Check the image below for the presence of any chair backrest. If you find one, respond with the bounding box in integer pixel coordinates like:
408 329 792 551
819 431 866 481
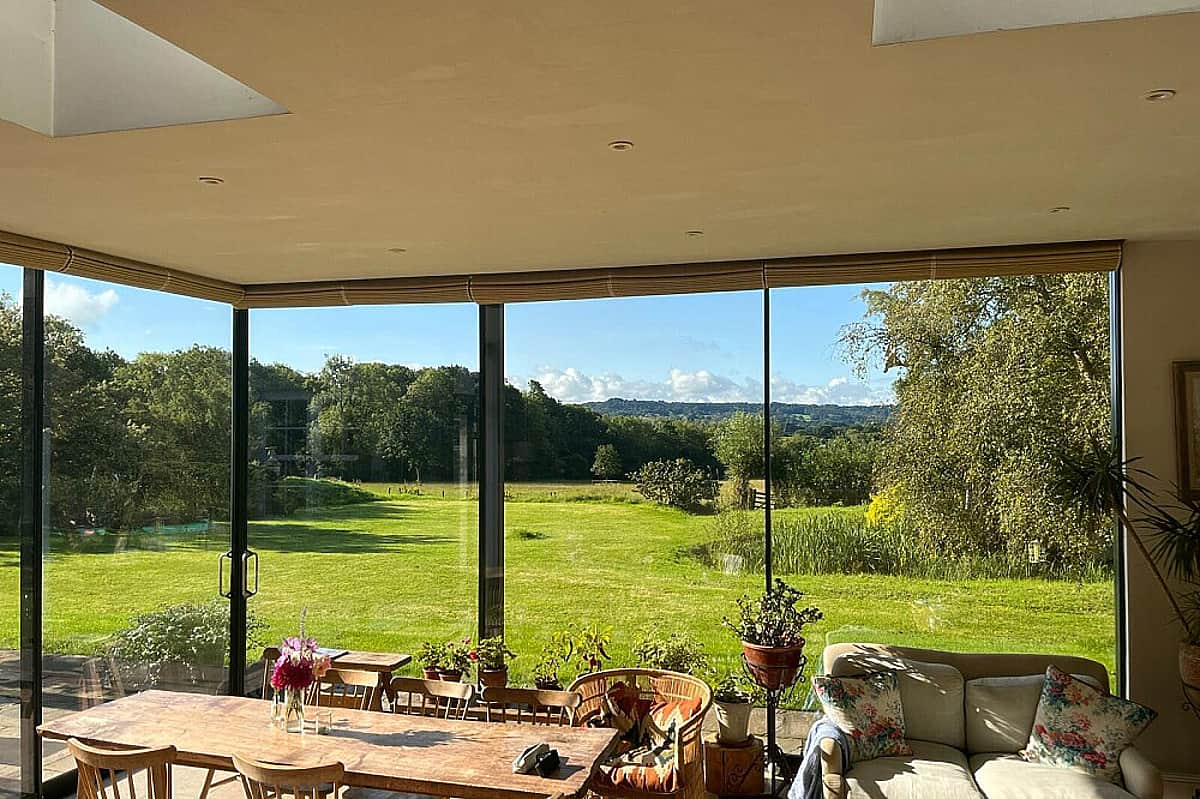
481 686 581 726
260 647 281 700
389 676 475 719
304 668 381 711
232 754 344 799
70 738 176 799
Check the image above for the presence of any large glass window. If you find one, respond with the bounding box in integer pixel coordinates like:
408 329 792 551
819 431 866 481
769 275 1116 691
39 275 233 780
0 267 24 796
503 292 767 689
246 305 477 687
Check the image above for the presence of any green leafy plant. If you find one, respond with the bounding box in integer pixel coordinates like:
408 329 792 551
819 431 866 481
712 670 763 704
1051 439 1200 645
533 629 576 687
631 458 717 511
573 623 613 674
592 444 624 481
473 636 516 670
442 639 473 672
417 640 446 669
107 599 265 688
723 578 823 647
633 632 707 675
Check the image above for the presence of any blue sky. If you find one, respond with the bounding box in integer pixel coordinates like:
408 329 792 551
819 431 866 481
0 264 894 405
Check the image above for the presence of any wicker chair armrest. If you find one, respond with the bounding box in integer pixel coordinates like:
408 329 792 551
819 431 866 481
819 737 844 799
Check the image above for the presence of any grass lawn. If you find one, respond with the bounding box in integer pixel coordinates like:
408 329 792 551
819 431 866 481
0 482 1116 700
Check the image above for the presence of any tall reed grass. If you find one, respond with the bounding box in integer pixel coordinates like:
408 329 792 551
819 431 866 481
699 510 1111 582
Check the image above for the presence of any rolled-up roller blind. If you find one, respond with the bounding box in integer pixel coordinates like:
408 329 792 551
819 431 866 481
763 240 1121 288
2 226 1120 307
0 228 244 305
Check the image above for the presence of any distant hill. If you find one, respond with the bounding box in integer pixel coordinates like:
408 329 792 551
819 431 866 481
581 399 892 434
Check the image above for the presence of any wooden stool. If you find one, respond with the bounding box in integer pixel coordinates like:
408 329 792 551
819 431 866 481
704 735 765 797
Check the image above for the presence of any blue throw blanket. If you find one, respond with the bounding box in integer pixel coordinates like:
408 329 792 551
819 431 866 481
789 717 850 799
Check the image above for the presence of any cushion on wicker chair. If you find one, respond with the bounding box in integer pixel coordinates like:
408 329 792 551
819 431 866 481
596 742 679 794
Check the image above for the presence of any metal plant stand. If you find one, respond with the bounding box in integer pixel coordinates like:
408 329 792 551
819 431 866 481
743 653 808 796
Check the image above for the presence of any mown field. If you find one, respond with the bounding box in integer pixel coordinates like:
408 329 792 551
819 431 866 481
0 482 1117 700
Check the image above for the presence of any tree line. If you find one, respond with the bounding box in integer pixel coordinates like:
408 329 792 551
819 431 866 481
0 296 879 536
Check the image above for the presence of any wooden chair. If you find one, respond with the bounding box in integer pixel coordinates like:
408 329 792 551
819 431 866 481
568 668 712 799
232 755 344 799
480 686 581 726
305 668 382 712
388 677 475 720
69 738 176 799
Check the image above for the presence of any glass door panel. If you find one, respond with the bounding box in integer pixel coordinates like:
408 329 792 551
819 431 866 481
245 305 477 692
41 277 232 780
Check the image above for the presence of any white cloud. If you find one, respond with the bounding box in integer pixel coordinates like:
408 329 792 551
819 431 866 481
515 366 894 406
45 279 119 328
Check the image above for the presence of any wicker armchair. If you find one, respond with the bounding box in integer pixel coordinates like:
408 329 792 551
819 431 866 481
568 669 712 799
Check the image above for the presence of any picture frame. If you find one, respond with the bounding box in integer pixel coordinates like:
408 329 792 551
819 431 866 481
1174 361 1200 501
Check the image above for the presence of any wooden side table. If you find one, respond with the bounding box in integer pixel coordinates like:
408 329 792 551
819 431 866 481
704 735 765 797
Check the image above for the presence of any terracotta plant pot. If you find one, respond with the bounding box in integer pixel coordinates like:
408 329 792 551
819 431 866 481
714 700 753 745
438 669 463 682
422 667 441 680
1180 642 1200 689
741 640 806 691
534 677 562 691
479 667 508 689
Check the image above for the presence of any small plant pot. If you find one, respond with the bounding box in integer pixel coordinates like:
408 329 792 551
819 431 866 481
438 669 463 682
741 640 806 691
1180 642 1200 690
714 700 753 745
479 667 508 689
422 667 441 680
534 677 563 691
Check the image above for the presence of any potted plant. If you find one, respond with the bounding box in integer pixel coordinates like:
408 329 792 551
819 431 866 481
1051 441 1200 700
573 623 613 676
533 630 575 690
417 641 445 680
473 636 516 688
711 671 761 745
439 639 472 682
723 578 823 691
633 631 707 674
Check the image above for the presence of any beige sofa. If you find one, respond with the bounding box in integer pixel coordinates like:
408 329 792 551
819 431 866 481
815 644 1162 799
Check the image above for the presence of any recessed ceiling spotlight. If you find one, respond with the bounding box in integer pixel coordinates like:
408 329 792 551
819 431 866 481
1049 206 1071 213
1144 88 1177 102
608 140 634 152
197 176 224 185
387 247 408 254
685 230 705 238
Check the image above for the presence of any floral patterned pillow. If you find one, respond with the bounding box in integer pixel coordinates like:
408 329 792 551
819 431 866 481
812 671 913 763
1021 664 1157 783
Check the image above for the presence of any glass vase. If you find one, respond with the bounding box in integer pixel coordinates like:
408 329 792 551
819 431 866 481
283 688 305 733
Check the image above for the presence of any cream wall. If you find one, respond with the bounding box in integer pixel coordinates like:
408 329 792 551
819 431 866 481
1121 240 1200 780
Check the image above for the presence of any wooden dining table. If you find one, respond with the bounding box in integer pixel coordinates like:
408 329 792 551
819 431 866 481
39 690 620 799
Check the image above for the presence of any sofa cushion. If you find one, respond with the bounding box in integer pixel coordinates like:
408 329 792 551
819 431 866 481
965 672 1102 754
812 671 913 763
845 740 983 799
1021 665 1157 783
832 655 966 750
970 753 1135 799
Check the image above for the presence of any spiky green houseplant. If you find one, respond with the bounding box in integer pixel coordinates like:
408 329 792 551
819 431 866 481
1052 439 1200 710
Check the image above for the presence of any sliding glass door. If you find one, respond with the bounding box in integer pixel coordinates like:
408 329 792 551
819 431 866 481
244 305 478 690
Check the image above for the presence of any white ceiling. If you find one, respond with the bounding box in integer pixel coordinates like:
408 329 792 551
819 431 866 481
873 0 1200 44
0 1 1199 286
0 0 285 137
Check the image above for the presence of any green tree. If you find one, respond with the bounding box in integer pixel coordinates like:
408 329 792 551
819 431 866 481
711 411 767 509
841 273 1111 568
591 444 623 480
631 458 717 511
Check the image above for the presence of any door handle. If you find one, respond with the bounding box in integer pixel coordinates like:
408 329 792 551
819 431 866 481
243 550 259 598
218 551 233 598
